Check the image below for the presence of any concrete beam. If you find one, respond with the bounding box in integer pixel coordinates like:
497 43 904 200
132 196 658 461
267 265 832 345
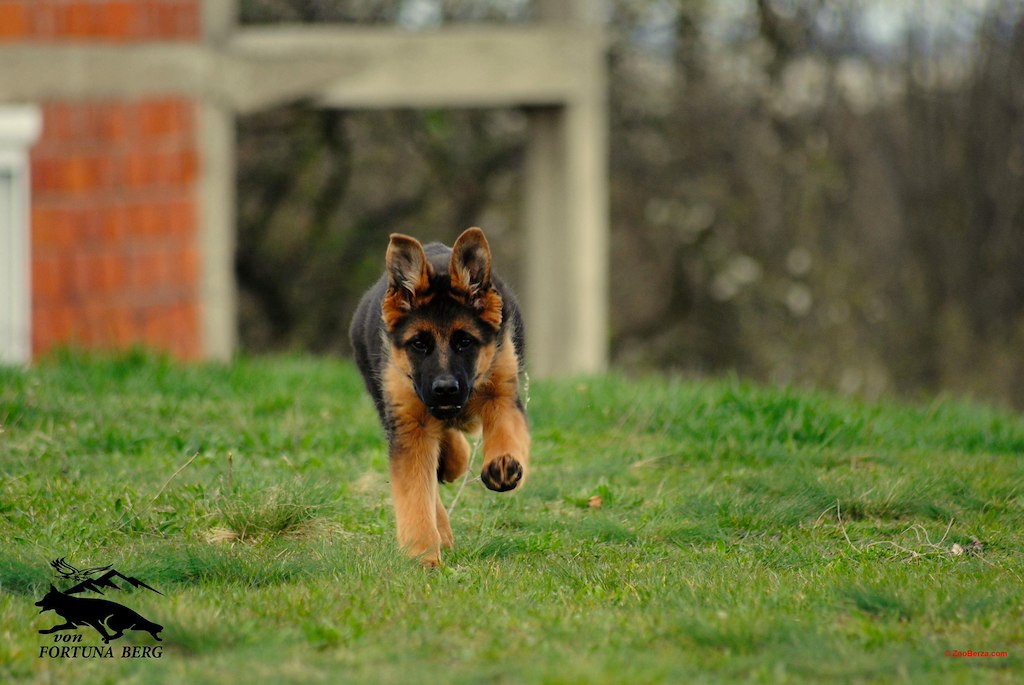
0 27 602 112
306 27 604 108
0 43 214 103
0 42 350 113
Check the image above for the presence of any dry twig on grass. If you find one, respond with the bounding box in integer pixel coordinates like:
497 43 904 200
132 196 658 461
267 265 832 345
447 437 482 518
813 500 958 561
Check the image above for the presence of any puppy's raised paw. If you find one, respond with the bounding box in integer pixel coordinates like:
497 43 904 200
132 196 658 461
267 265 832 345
481 454 523 492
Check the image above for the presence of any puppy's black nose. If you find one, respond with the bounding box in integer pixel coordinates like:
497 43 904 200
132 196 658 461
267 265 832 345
431 376 460 399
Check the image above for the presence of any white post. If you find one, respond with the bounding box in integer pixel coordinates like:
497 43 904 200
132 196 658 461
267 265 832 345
0 105 41 365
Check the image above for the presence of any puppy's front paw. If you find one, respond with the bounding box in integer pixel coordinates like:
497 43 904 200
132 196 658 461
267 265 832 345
481 454 523 492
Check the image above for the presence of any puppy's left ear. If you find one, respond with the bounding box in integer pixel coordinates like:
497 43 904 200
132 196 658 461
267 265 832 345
450 227 502 329
449 227 492 294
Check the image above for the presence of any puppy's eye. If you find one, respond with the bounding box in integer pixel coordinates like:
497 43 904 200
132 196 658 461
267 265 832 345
452 333 477 352
408 336 431 354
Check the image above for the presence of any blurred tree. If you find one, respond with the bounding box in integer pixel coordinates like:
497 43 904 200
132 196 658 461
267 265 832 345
235 0 1024 408
605 0 1024 407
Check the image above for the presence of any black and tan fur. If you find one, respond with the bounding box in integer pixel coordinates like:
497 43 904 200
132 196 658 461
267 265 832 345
350 228 529 567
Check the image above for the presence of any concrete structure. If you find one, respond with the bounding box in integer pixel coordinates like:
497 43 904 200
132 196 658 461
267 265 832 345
0 105 40 364
0 0 608 376
0 0 205 362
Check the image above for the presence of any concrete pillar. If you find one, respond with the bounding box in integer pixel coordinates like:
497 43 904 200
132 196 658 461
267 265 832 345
563 88 609 374
197 102 236 361
202 0 237 43
523 1 608 376
198 0 238 360
523 107 570 376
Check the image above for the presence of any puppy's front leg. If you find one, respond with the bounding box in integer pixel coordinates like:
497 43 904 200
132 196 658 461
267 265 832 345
479 396 529 492
476 340 530 492
389 424 443 567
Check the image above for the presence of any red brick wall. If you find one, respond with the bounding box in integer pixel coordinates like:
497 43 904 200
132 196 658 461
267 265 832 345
3 0 205 359
31 99 200 359
0 1 199 42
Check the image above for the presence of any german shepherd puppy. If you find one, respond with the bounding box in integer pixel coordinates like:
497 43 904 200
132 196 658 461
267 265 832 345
350 227 529 566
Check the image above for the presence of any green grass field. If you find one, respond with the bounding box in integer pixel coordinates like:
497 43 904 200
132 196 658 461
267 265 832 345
1 351 1022 684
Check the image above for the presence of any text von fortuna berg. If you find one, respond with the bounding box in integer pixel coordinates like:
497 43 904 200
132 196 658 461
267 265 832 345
38 645 163 659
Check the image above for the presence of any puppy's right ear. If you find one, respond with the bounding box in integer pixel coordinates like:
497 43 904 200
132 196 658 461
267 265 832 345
386 234 431 297
383 234 432 330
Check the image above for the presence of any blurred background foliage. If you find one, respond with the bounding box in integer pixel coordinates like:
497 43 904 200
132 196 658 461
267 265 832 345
236 0 1024 409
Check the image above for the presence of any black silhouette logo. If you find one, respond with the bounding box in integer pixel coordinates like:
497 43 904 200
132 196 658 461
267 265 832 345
35 558 163 644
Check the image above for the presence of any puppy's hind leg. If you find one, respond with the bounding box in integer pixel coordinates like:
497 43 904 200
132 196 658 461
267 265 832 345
436 491 454 550
437 429 471 483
